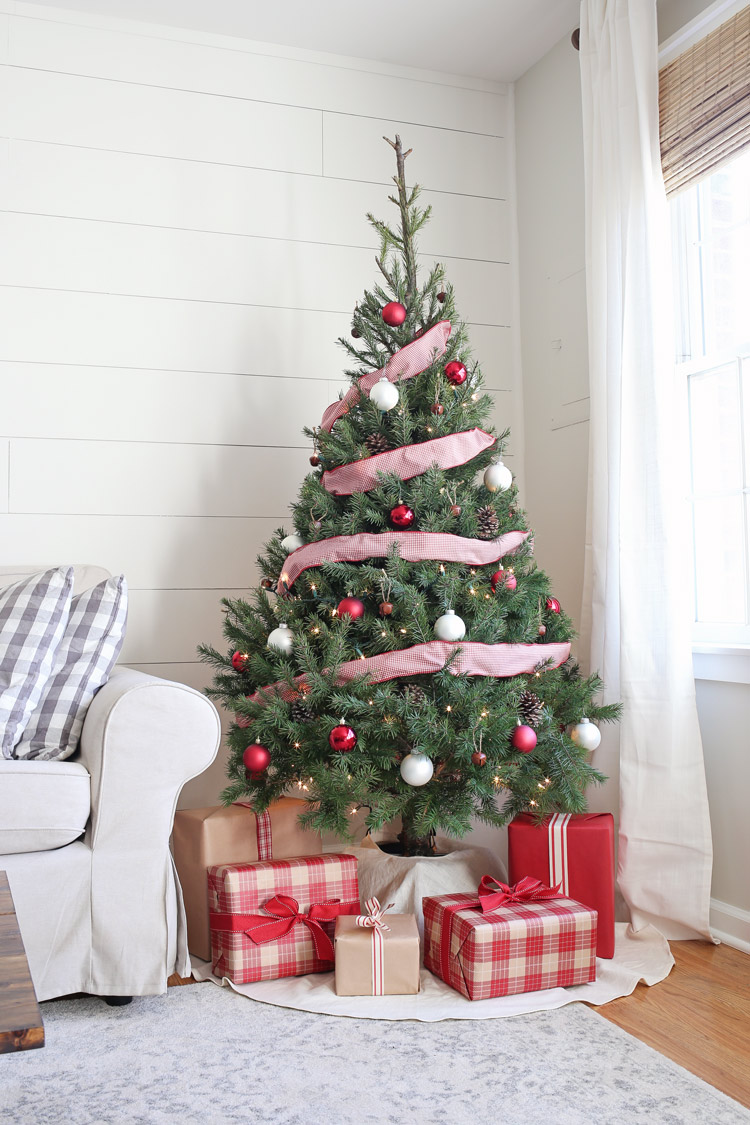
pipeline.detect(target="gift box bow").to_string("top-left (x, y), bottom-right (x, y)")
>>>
top-left (356, 897), bottom-right (394, 933)
top-left (211, 893), bottom-right (347, 961)
top-left (476, 875), bottom-right (561, 913)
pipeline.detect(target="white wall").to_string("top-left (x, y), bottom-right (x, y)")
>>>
top-left (0, 2), bottom-right (519, 811)
top-left (514, 14), bottom-right (750, 945)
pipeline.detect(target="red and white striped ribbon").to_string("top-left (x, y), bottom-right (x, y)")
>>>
top-left (246, 639), bottom-right (571, 706)
top-left (320, 321), bottom-right (451, 433)
top-left (233, 804), bottom-right (274, 860)
top-left (356, 897), bottom-right (393, 996)
top-left (322, 429), bottom-right (495, 496)
top-left (547, 812), bottom-right (572, 895)
top-left (278, 529), bottom-right (529, 593)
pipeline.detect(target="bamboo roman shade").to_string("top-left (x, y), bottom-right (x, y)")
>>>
top-left (659, 6), bottom-right (750, 195)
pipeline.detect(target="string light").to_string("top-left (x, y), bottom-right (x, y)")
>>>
top-left (368, 699), bottom-right (374, 706)
top-left (350, 806), bottom-right (359, 815)
top-left (439, 564), bottom-right (446, 575)
top-left (480, 710), bottom-right (489, 718)
top-left (380, 631), bottom-right (387, 637)
top-left (469, 587), bottom-right (476, 595)
top-left (446, 705), bottom-right (452, 712)
top-left (293, 741), bottom-right (301, 749)
top-left (426, 426), bottom-right (433, 433)
top-left (310, 584), bottom-right (316, 591)
top-left (311, 626), bottom-right (319, 635)
top-left (400, 628), bottom-right (407, 634)
top-left (471, 393), bottom-right (478, 401)
top-left (470, 569), bottom-right (476, 576)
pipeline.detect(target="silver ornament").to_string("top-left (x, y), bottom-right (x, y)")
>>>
top-left (570, 717), bottom-right (602, 751)
top-left (267, 622), bottom-right (294, 655)
top-left (281, 533), bottom-right (305, 553)
top-left (483, 461), bottom-right (513, 492)
top-left (400, 752), bottom-right (434, 787)
top-left (369, 376), bottom-right (400, 412)
top-left (433, 608), bottom-right (466, 642)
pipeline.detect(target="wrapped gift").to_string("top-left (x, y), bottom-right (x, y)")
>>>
top-left (423, 876), bottom-right (597, 1001)
top-left (507, 812), bottom-right (615, 958)
top-left (172, 798), bottom-right (322, 960)
top-left (334, 898), bottom-right (420, 996)
top-left (209, 853), bottom-right (360, 984)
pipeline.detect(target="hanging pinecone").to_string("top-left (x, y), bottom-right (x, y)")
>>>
top-left (518, 691), bottom-right (544, 728)
top-left (290, 698), bottom-right (313, 722)
top-left (365, 432), bottom-right (392, 456)
top-left (400, 682), bottom-right (427, 706)
top-left (477, 505), bottom-right (499, 540)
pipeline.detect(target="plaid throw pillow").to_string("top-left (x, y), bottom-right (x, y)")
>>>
top-left (0, 567), bottom-right (74, 759)
top-left (14, 575), bottom-right (128, 762)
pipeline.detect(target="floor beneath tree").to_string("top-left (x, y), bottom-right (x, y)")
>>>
top-left (170, 940), bottom-right (750, 1109)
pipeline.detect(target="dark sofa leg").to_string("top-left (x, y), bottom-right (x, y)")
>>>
top-left (102, 996), bottom-right (133, 1006)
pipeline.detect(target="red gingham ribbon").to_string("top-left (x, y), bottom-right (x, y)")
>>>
top-left (277, 529), bottom-right (530, 593)
top-left (232, 804), bottom-right (274, 860)
top-left (356, 897), bottom-right (394, 995)
top-left (320, 321), bottom-right (451, 432)
top-left (210, 894), bottom-right (355, 962)
top-left (439, 877), bottom-right (562, 982)
top-left (322, 429), bottom-right (495, 496)
top-left (246, 639), bottom-right (571, 706)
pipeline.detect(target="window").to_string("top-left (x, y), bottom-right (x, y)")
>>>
top-left (671, 148), bottom-right (750, 645)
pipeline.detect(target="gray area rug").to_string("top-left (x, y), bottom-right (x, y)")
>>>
top-left (2, 984), bottom-right (748, 1125)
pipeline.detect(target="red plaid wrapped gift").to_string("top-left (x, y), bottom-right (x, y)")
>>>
top-left (423, 876), bottom-right (597, 1001)
top-left (209, 853), bottom-right (360, 984)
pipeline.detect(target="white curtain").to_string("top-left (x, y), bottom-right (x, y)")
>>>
top-left (579, 0), bottom-right (713, 940)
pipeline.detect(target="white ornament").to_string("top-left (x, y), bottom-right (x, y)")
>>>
top-left (433, 609), bottom-right (466, 642)
top-left (267, 622), bottom-right (294, 656)
top-left (570, 717), bottom-right (602, 752)
top-left (281, 533), bottom-right (305, 553)
top-left (400, 752), bottom-right (434, 787)
top-left (483, 461), bottom-right (513, 493)
top-left (369, 377), bottom-right (400, 412)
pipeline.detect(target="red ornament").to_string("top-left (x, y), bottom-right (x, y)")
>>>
top-left (243, 742), bottom-right (271, 773)
top-left (351, 327), bottom-right (361, 338)
top-left (379, 601), bottom-right (393, 616)
top-left (382, 302), bottom-right (407, 327)
top-left (390, 503), bottom-right (415, 529)
top-left (329, 723), bottom-right (357, 753)
top-left (511, 724), bottom-right (537, 753)
top-left (260, 578), bottom-right (274, 590)
top-left (437, 291), bottom-right (447, 304)
top-left (546, 597), bottom-right (561, 614)
top-left (309, 453), bottom-right (320, 467)
top-left (231, 650), bottom-right (249, 671)
top-left (450, 504), bottom-right (462, 517)
top-left (337, 595), bottom-right (365, 620)
top-left (490, 569), bottom-right (517, 593)
top-left (538, 624), bottom-right (547, 636)
top-left (444, 361), bottom-right (467, 386)
top-left (431, 403), bottom-right (445, 415)
top-left (471, 750), bottom-right (487, 767)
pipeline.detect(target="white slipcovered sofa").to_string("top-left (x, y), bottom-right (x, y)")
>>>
top-left (0, 565), bottom-right (221, 1001)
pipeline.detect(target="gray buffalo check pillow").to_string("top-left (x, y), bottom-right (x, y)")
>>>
top-left (0, 566), bottom-right (75, 759)
top-left (13, 575), bottom-right (128, 762)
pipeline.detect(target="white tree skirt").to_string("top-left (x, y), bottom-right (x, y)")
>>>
top-left (192, 840), bottom-right (675, 1020)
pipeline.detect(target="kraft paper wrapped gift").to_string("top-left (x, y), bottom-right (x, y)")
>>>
top-left (172, 798), bottom-right (322, 961)
top-left (334, 899), bottom-right (420, 996)
top-left (209, 852), bottom-right (360, 985)
top-left (507, 812), bottom-right (615, 958)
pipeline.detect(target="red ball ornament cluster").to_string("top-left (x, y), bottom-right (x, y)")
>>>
top-left (329, 723), bottom-right (357, 753)
top-left (390, 503), bottom-right (415, 529)
top-left (444, 360), bottom-right (467, 386)
top-left (243, 741), bottom-right (271, 775)
top-left (511, 724), bottom-right (537, 753)
top-left (337, 595), bottom-right (365, 620)
top-left (546, 597), bottom-right (561, 614)
top-left (381, 302), bottom-right (407, 327)
top-left (490, 569), bottom-right (517, 594)
top-left (231, 650), bottom-right (249, 671)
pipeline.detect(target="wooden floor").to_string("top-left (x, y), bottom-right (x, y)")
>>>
top-left (170, 940), bottom-right (750, 1108)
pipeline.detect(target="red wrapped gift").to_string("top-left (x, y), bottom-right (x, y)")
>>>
top-left (508, 812), bottom-right (615, 958)
top-left (423, 876), bottom-right (597, 1001)
top-left (208, 853), bottom-right (359, 984)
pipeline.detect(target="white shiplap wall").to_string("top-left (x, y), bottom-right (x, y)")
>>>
top-left (0, 2), bottom-right (517, 806)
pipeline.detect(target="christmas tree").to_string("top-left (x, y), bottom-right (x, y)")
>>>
top-left (200, 136), bottom-right (618, 855)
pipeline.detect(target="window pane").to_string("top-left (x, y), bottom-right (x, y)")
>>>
top-left (698, 150), bottom-right (750, 358)
top-left (693, 495), bottom-right (746, 623)
top-left (688, 364), bottom-right (742, 495)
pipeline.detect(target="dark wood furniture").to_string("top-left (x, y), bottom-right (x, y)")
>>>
top-left (0, 871), bottom-right (44, 1053)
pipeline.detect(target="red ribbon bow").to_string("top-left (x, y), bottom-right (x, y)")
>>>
top-left (230, 894), bottom-right (344, 961)
top-left (476, 875), bottom-right (561, 913)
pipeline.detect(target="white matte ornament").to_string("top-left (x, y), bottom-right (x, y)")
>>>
top-left (570, 717), bottom-right (602, 752)
top-left (483, 461), bottom-right (513, 493)
top-left (369, 377), bottom-right (400, 412)
top-left (400, 752), bottom-right (434, 787)
top-left (433, 609), bottom-right (466, 642)
top-left (281, 533), bottom-right (305, 553)
top-left (267, 622), bottom-right (294, 655)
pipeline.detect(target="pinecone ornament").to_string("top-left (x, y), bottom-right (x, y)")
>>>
top-left (477, 505), bottom-right (499, 540)
top-left (518, 691), bottom-right (544, 728)
top-left (291, 698), bottom-right (313, 722)
top-left (400, 683), bottom-right (427, 706)
top-left (365, 432), bottom-right (391, 456)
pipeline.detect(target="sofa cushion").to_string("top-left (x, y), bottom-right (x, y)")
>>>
top-left (14, 575), bottom-right (128, 762)
top-left (0, 760), bottom-right (90, 854)
top-left (0, 567), bottom-right (74, 759)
